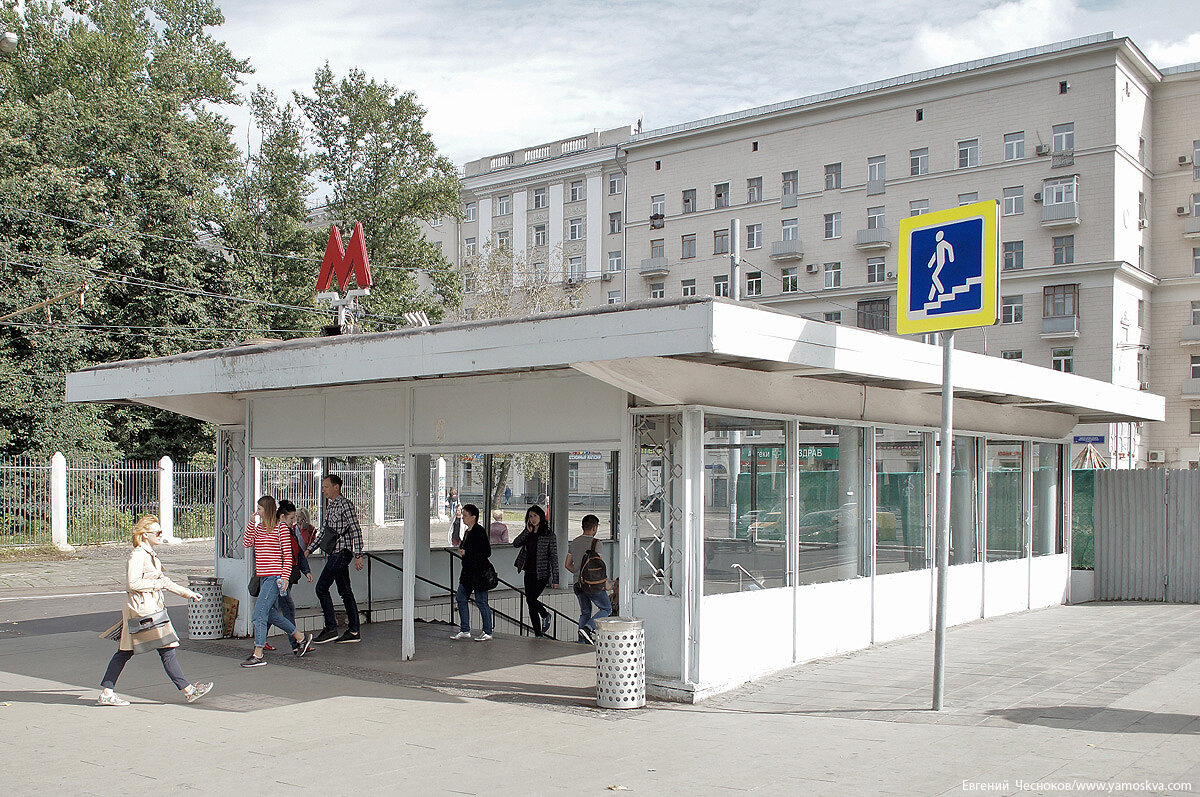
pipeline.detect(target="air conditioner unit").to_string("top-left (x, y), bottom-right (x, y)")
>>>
top-left (601, 271), bottom-right (614, 282)
top-left (1033, 192), bottom-right (1043, 203)
top-left (1139, 381), bottom-right (1150, 391)
top-left (1035, 144), bottom-right (1051, 156)
top-left (1179, 206), bottom-right (1191, 216)
top-left (1138, 219), bottom-right (1148, 230)
top-left (886, 271), bottom-right (896, 281)
top-left (805, 262), bottom-right (819, 274)
top-left (1148, 450), bottom-right (1166, 464)
top-left (1180, 155), bottom-right (1192, 166)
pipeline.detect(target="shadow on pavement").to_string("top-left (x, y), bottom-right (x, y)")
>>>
top-left (987, 706), bottom-right (1200, 734)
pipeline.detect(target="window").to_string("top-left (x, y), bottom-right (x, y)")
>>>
top-left (746, 223), bottom-right (762, 249)
top-left (496, 195), bottom-right (510, 215)
top-left (1138, 245), bottom-right (1146, 269)
top-left (569, 180), bottom-right (584, 202)
top-left (568, 218), bottom-right (584, 240)
top-left (532, 224), bottom-right (547, 247)
top-left (1052, 123), bottom-right (1074, 153)
top-left (1138, 191), bottom-right (1149, 226)
top-left (714, 228), bottom-right (730, 254)
top-left (747, 177), bottom-right (763, 203)
top-left (867, 155), bottom-right (886, 182)
top-left (465, 237), bottom-right (476, 256)
top-left (649, 281), bottom-right (665, 299)
top-left (857, 298), bottom-right (890, 331)
top-left (957, 138), bottom-right (979, 168)
top-left (1004, 131), bottom-right (1025, 161)
top-left (1192, 355), bottom-right (1200, 380)
top-left (1043, 176), bottom-right (1076, 205)
top-left (824, 163), bottom-right (842, 190)
top-left (714, 275), bottom-right (729, 297)
top-left (1194, 140), bottom-right (1200, 180)
top-left (1194, 247), bottom-right (1200, 275)
top-left (609, 172), bottom-right (623, 195)
top-left (1002, 350), bottom-right (1023, 361)
top-left (495, 229), bottom-right (510, 248)
top-left (1053, 235), bottom-right (1074, 265)
top-left (682, 189), bottom-right (697, 214)
top-left (532, 187), bottom-right (547, 209)
top-left (867, 257), bottom-right (885, 283)
top-left (1138, 299), bottom-right (1146, 328)
top-left (607, 250), bottom-right (623, 273)
top-left (463, 272), bottom-right (476, 293)
top-left (824, 261), bottom-right (841, 289)
top-left (1192, 408), bottom-right (1200, 436)
top-left (782, 170), bottom-right (798, 196)
top-left (824, 212), bottom-right (842, 239)
top-left (532, 261), bottom-right (548, 279)
top-left (714, 183), bottom-right (730, 208)
top-left (651, 194), bottom-right (665, 216)
top-left (465, 202), bottom-right (477, 221)
top-left (824, 311), bottom-right (842, 323)
top-left (746, 271), bottom-right (762, 296)
top-left (567, 255), bottom-right (584, 278)
top-left (916, 108), bottom-right (924, 121)
top-left (1003, 186), bottom-right (1024, 215)
top-left (867, 206), bottom-right (885, 229)
top-left (607, 290), bottom-right (621, 305)
top-left (779, 218), bottom-right (799, 242)
top-left (650, 239), bottom-right (665, 259)
top-left (958, 192), bottom-right (978, 206)
top-left (910, 199), bottom-right (929, 216)
top-left (681, 234), bottom-right (697, 259)
top-left (1194, 192), bottom-right (1200, 216)
top-left (609, 212), bottom-right (622, 234)
top-left (1001, 295), bottom-right (1023, 324)
top-left (1043, 284), bottom-right (1078, 318)
top-left (1051, 348), bottom-right (1074, 373)
top-left (1003, 241), bottom-right (1024, 271)
top-left (910, 148), bottom-right (929, 176)
top-left (782, 267), bottom-right (798, 292)
top-left (681, 279), bottom-right (696, 296)
top-left (1193, 300), bottom-right (1200, 326)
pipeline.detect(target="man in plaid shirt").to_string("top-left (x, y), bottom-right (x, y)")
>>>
top-left (308, 474), bottom-right (364, 645)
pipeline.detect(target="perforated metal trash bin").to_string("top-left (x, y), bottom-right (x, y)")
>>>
top-left (594, 617), bottom-right (645, 709)
top-left (187, 576), bottom-right (224, 639)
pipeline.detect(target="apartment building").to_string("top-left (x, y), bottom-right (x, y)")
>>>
top-left (423, 33), bottom-right (1200, 468)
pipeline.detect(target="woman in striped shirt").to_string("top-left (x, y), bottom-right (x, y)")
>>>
top-left (243, 496), bottom-right (313, 667)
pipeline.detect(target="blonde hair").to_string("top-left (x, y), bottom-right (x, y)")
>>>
top-left (256, 495), bottom-right (278, 531)
top-left (492, 509), bottom-right (504, 521)
top-left (132, 515), bottom-right (161, 547)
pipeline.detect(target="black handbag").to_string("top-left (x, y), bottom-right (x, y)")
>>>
top-left (248, 573), bottom-right (260, 597)
top-left (481, 562), bottom-right (499, 591)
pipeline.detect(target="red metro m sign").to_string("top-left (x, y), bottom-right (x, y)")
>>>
top-left (316, 222), bottom-right (374, 293)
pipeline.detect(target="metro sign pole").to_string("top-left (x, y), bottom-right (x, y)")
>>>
top-left (897, 201), bottom-right (1000, 711)
top-left (316, 222), bottom-right (374, 334)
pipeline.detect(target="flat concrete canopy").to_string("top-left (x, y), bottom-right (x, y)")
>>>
top-left (66, 298), bottom-right (1162, 437)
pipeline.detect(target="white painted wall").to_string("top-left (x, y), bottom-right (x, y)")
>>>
top-left (944, 562), bottom-right (984, 626)
top-left (873, 567), bottom-right (934, 643)
top-left (1030, 553), bottom-right (1071, 608)
top-left (983, 557), bottom-right (1031, 618)
top-left (795, 577), bottom-right (873, 662)
top-left (634, 593), bottom-right (682, 680)
top-left (249, 385), bottom-right (409, 455)
top-left (698, 587), bottom-right (795, 687)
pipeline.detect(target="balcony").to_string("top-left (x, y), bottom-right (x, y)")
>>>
top-left (639, 257), bottom-right (670, 277)
top-left (1041, 201), bottom-right (1080, 227)
top-left (1185, 216), bottom-right (1200, 238)
top-left (1041, 314), bottom-right (1080, 339)
top-left (1182, 324), bottom-right (1200, 344)
top-left (1183, 378), bottom-right (1200, 397)
top-left (770, 239), bottom-right (804, 260)
top-left (781, 192), bottom-right (798, 209)
top-left (855, 227), bottom-right (893, 250)
top-left (866, 178), bottom-right (886, 196)
top-left (1051, 150), bottom-right (1075, 168)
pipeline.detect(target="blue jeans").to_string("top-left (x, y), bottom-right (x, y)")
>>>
top-left (278, 590), bottom-right (296, 626)
top-left (253, 575), bottom-right (297, 648)
top-left (316, 550), bottom-right (359, 633)
top-left (456, 582), bottom-right (493, 635)
top-left (575, 584), bottom-right (611, 635)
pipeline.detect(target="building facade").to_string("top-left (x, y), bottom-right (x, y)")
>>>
top-left (426, 33), bottom-right (1200, 468)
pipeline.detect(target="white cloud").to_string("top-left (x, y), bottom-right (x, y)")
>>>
top-left (906, 0), bottom-right (1080, 71)
top-left (1144, 32), bottom-right (1200, 68)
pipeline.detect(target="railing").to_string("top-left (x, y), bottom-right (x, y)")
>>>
top-left (1185, 216), bottom-right (1200, 236)
top-left (855, 227), bottom-right (893, 248)
top-left (173, 463), bottom-right (216, 539)
top-left (1041, 202), bottom-right (1079, 225)
top-left (866, 178), bottom-right (886, 195)
top-left (524, 145), bottom-right (550, 161)
top-left (561, 136), bottom-right (588, 154)
top-left (639, 256), bottom-right (670, 276)
top-left (440, 548), bottom-right (579, 639)
top-left (730, 562), bottom-right (765, 591)
top-left (0, 456), bottom-right (52, 546)
top-left (1051, 150), bottom-right (1075, 168)
top-left (770, 239), bottom-right (804, 259)
top-left (1041, 315), bottom-right (1079, 336)
top-left (66, 460), bottom-right (159, 546)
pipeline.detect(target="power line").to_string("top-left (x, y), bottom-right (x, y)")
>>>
top-left (0, 318), bottom-right (235, 346)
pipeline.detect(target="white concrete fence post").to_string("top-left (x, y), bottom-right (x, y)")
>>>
top-left (373, 459), bottom-right (385, 527)
top-left (158, 455), bottom-right (179, 543)
top-left (50, 452), bottom-right (72, 552)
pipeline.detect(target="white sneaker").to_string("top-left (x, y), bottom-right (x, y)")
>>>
top-left (97, 691), bottom-right (129, 706)
top-left (450, 631), bottom-right (472, 640)
top-left (474, 633), bottom-right (493, 642)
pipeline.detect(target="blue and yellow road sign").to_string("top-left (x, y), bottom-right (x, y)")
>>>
top-left (897, 201), bottom-right (1000, 335)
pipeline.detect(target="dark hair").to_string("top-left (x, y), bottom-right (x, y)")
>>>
top-left (278, 499), bottom-right (296, 515)
top-left (461, 503), bottom-right (480, 522)
top-left (323, 474), bottom-right (343, 488)
top-left (581, 514), bottom-right (599, 531)
top-left (525, 504), bottom-right (550, 533)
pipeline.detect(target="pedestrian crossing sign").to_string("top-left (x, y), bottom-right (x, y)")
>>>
top-left (897, 201), bottom-right (1000, 335)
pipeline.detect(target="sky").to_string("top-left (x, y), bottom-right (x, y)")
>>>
top-left (213, 0), bottom-right (1200, 166)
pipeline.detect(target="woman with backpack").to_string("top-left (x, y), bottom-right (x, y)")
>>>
top-left (512, 504), bottom-right (559, 637)
top-left (450, 504), bottom-right (494, 641)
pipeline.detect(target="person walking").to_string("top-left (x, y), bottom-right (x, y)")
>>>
top-left (488, 509), bottom-right (509, 545)
top-left (271, 499), bottom-right (312, 642)
top-left (97, 515), bottom-right (212, 706)
top-left (565, 514), bottom-right (611, 644)
top-left (450, 504), bottom-right (494, 642)
top-left (308, 474), bottom-right (364, 645)
top-left (242, 496), bottom-right (314, 667)
top-left (512, 504), bottom-right (559, 637)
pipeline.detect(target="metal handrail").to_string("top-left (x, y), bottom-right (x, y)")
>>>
top-left (439, 547), bottom-right (580, 638)
top-left (730, 562), bottom-right (765, 591)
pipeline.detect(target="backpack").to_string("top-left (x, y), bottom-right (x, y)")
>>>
top-left (578, 538), bottom-right (607, 591)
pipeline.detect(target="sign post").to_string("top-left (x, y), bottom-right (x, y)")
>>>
top-left (897, 201), bottom-right (1000, 711)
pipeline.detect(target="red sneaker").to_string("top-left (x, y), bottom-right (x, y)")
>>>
top-left (263, 643), bottom-right (276, 651)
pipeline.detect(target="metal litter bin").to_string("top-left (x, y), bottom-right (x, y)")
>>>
top-left (187, 576), bottom-right (224, 639)
top-left (594, 617), bottom-right (645, 709)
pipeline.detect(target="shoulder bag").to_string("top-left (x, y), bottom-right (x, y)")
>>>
top-left (126, 609), bottom-right (179, 654)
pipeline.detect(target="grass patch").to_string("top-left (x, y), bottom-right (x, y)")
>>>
top-left (0, 545), bottom-right (79, 562)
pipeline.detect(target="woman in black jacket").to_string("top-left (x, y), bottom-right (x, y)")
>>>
top-left (450, 504), bottom-right (494, 641)
top-left (512, 504), bottom-right (560, 637)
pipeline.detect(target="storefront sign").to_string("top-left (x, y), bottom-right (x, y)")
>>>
top-left (569, 451), bottom-right (603, 461)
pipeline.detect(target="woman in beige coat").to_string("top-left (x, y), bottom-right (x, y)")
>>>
top-left (97, 515), bottom-right (213, 706)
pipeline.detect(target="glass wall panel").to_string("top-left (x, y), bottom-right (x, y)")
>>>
top-left (632, 413), bottom-right (683, 596)
top-left (875, 431), bottom-right (930, 573)
top-left (949, 436), bottom-right (980, 565)
top-left (484, 452), bottom-right (551, 545)
top-left (703, 415), bottom-right (787, 594)
top-left (985, 442), bottom-right (1025, 561)
top-left (1032, 443), bottom-right (1063, 556)
top-left (796, 424), bottom-right (868, 585)
top-left (565, 452), bottom-right (615, 540)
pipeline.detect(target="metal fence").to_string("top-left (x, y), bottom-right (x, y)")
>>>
top-left (174, 463), bottom-right (216, 540)
top-left (66, 460), bottom-right (159, 546)
top-left (0, 456), bottom-right (53, 546)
